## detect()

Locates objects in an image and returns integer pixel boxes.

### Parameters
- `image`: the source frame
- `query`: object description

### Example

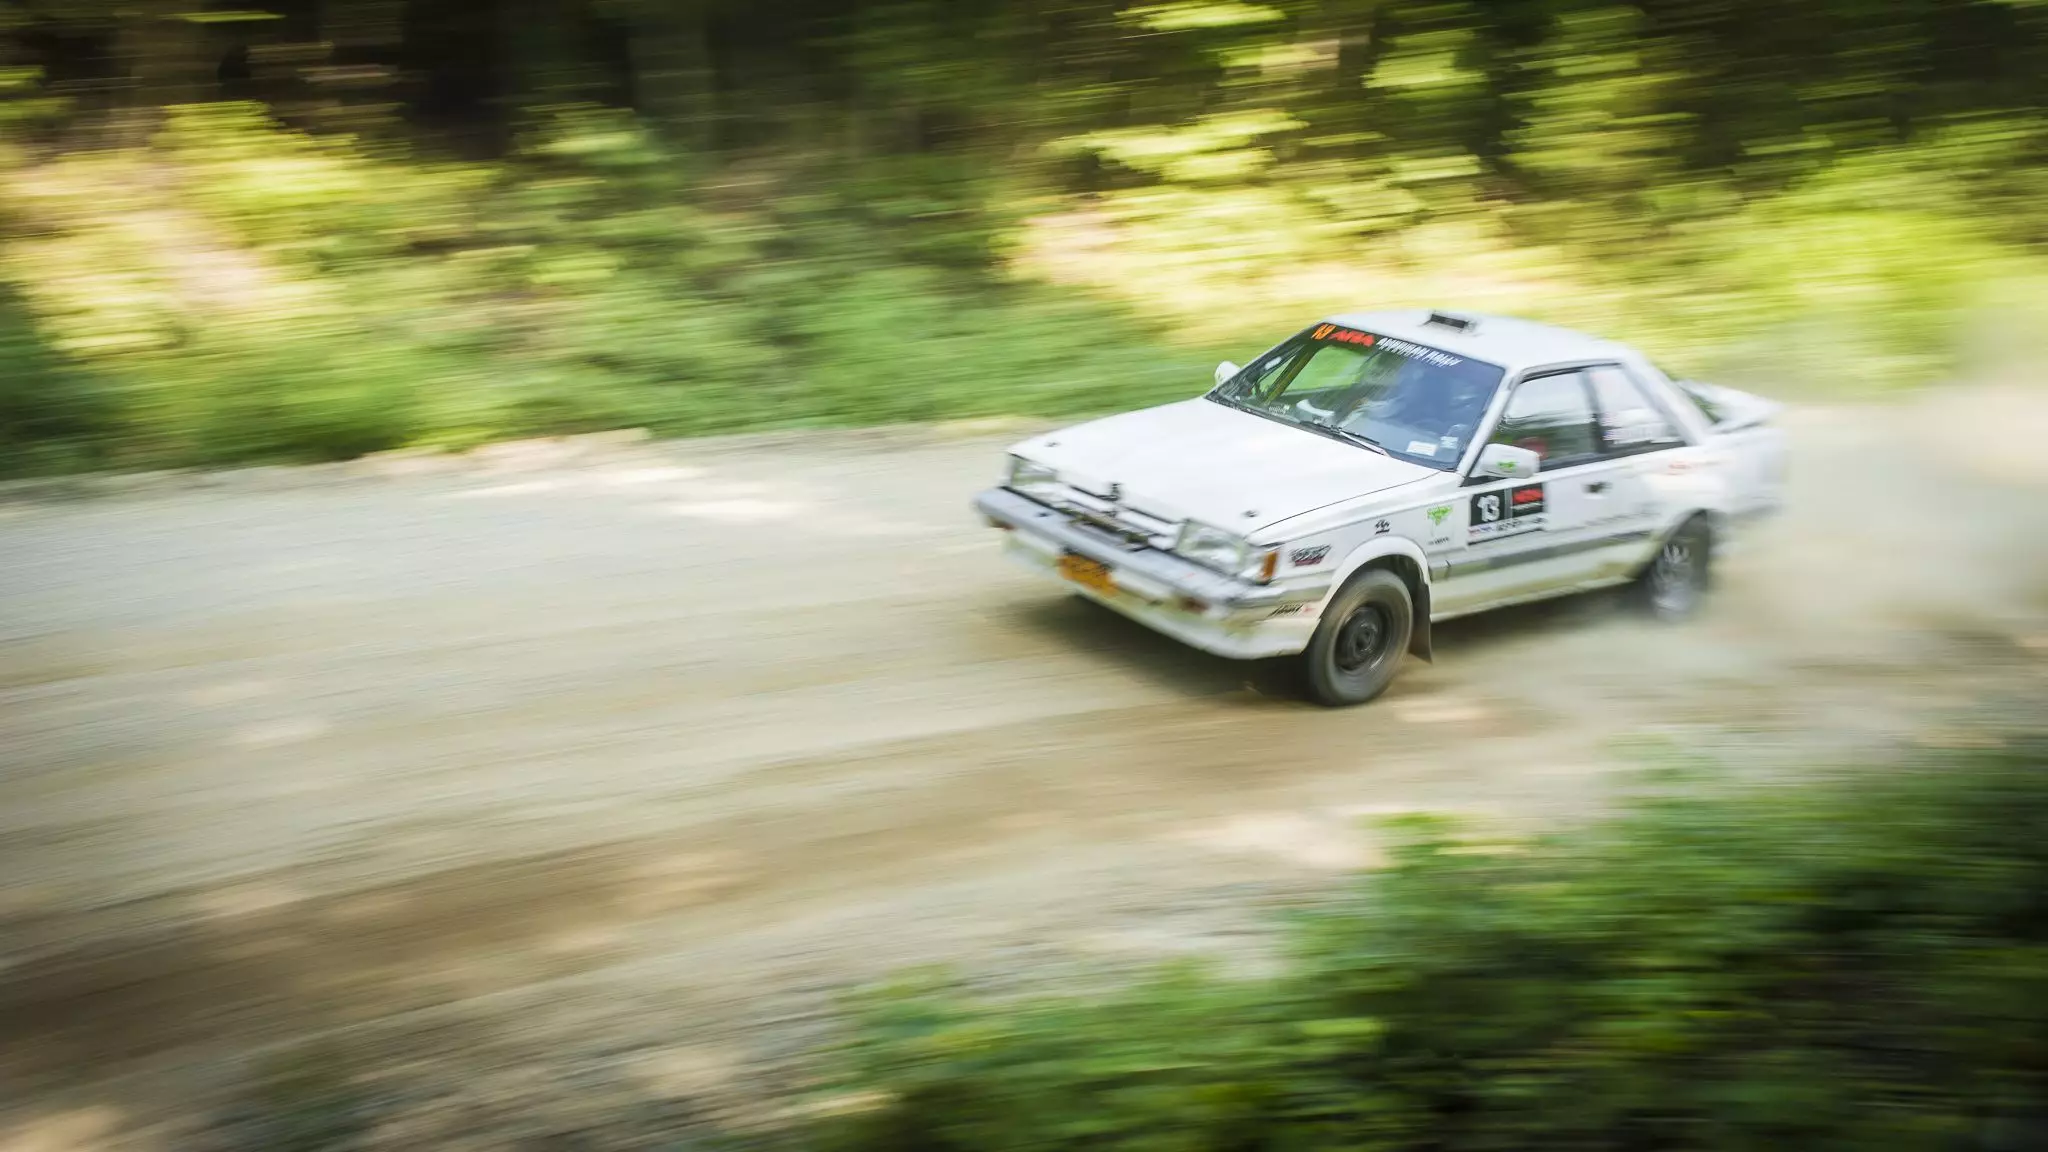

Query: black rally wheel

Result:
[1301,568,1414,707]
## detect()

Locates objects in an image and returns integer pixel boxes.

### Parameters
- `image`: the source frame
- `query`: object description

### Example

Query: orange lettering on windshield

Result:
[1314,325,1377,348]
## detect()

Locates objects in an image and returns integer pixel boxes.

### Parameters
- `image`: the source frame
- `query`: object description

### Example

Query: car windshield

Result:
[1210,324,1506,469]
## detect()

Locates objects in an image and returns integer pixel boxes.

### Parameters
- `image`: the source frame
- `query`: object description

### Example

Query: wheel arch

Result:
[1319,537,1434,663]
[1633,505,1720,581]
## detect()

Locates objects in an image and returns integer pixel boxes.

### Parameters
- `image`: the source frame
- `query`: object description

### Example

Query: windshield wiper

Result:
[1212,395,1392,456]
[1314,423,1391,456]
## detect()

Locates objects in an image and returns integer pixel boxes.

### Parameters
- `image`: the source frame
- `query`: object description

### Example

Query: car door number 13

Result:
[1470,483,1546,540]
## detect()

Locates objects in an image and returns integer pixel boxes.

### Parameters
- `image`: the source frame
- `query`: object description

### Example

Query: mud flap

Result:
[1408,584,1434,663]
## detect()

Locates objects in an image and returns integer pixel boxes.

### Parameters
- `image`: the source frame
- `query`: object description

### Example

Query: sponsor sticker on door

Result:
[1469,483,1545,540]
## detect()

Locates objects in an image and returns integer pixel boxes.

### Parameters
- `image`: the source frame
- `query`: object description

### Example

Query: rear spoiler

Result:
[1676,380,1780,434]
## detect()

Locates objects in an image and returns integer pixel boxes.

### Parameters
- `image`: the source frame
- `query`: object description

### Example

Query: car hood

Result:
[1011,398,1437,533]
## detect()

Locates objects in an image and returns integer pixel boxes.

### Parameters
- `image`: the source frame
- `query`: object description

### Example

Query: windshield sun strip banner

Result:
[1309,324,1464,369]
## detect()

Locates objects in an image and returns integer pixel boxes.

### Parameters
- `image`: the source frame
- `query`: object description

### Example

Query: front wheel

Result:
[1300,568,1413,707]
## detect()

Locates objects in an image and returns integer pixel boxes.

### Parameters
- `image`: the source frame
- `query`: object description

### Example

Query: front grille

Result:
[1044,483,1178,550]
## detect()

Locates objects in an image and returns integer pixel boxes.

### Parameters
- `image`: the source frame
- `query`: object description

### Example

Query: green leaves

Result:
[1123,2,1288,33]
[825,737,2048,1152]
[1053,110,1306,183]
[3,0,2044,469]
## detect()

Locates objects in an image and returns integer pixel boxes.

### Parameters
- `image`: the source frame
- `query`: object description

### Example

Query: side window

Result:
[1587,366,1686,456]
[1677,382,1725,426]
[1650,362,1724,425]
[1489,371,1599,470]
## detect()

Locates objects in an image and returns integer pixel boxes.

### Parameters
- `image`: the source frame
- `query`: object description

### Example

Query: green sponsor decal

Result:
[1426,504,1452,527]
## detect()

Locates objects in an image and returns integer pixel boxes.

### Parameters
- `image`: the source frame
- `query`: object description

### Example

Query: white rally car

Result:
[974,309,1786,706]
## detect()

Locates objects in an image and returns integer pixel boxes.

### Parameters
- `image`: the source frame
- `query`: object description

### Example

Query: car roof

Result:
[1320,309,1634,373]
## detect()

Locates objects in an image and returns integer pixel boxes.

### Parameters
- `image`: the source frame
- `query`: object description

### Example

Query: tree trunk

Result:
[113,0,208,143]
[626,2,715,152]
[498,0,592,108]
[142,12,205,105]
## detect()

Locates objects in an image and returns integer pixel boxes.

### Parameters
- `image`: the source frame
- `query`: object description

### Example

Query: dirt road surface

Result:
[4,389,2046,1148]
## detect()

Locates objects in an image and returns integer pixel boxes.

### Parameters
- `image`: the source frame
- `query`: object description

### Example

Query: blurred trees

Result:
[4,0,2039,195]
[0,0,2042,472]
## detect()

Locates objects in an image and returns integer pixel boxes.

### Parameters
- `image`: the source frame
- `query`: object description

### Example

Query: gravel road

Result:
[3,390,2045,1148]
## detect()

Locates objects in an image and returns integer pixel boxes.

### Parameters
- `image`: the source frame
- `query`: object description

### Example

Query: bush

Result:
[1,98,2041,473]
[0,105,1214,470]
[0,279,107,476]
[824,737,2048,1152]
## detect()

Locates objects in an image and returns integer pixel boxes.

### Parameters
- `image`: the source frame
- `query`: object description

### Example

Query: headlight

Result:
[1174,521,1278,583]
[1004,455,1062,498]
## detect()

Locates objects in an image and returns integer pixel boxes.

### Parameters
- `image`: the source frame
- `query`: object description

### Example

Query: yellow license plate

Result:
[1056,552,1117,595]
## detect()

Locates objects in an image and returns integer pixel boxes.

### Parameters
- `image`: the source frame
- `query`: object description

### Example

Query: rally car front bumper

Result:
[973,488,1327,660]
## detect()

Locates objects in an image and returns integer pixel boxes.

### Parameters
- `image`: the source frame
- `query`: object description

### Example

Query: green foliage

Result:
[823,738,2048,1151]
[0,0,2043,470]
[1505,6,1690,208]
[0,104,1213,469]
[0,279,106,476]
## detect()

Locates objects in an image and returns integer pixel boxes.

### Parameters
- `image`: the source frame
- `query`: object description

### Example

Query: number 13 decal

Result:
[1469,483,1546,540]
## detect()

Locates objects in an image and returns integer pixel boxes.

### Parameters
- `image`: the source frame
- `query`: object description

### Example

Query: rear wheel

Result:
[1300,568,1413,707]
[1636,515,1712,620]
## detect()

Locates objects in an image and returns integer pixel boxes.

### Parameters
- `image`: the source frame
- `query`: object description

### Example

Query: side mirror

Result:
[1214,361,1240,387]
[1474,443,1542,480]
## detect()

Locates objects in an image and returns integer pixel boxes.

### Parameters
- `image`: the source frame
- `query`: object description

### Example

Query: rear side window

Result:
[1655,363,1724,425]
[1489,372,1600,470]
[1680,383,1726,425]
[1587,366,1686,455]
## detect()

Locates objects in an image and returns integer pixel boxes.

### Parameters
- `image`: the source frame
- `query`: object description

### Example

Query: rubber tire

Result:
[1634,515,1713,622]
[1300,568,1414,707]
